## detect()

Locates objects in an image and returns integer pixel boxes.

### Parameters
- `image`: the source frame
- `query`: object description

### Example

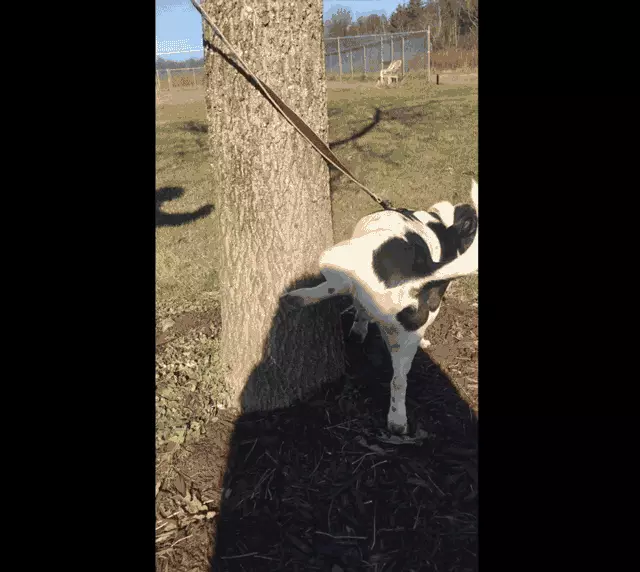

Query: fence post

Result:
[167,68,172,91]
[349,49,353,79]
[380,34,383,77]
[424,31,428,72]
[363,45,367,79]
[337,38,342,81]
[402,37,405,78]
[391,37,394,61]
[156,69,160,92]
[427,26,431,83]
[192,68,196,88]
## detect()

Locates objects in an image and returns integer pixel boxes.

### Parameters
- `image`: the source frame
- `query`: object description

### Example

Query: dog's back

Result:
[319,197,477,329]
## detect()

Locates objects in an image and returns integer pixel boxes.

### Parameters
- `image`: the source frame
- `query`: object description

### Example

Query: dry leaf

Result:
[174,473,187,496]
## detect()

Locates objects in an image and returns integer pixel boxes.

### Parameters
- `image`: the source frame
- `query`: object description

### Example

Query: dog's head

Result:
[424,179,479,283]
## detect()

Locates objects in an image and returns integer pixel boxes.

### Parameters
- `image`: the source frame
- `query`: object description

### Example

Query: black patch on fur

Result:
[396,305,422,331]
[425,281,451,312]
[396,280,449,331]
[429,211,443,224]
[372,231,436,288]
[328,287,335,294]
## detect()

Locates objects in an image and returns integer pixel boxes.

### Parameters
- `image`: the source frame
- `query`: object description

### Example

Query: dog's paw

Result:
[387,419,409,436]
[387,410,409,435]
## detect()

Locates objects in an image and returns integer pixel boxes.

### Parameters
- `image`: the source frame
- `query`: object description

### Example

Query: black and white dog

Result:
[282,180,478,435]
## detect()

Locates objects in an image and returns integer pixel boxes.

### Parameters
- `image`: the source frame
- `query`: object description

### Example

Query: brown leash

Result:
[190,0,394,211]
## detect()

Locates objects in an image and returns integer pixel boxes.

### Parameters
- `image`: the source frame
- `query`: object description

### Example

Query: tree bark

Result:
[202,0,345,413]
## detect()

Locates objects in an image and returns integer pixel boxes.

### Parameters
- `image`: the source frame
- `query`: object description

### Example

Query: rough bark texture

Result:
[203,0,345,412]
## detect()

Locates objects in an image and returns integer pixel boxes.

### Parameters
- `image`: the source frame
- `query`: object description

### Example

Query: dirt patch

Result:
[424,298,478,410]
[156,410,236,567]
[156,297,229,462]
[157,309,220,347]
[156,298,478,571]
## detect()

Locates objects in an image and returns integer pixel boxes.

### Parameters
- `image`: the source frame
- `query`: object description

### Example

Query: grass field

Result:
[156,75,478,312]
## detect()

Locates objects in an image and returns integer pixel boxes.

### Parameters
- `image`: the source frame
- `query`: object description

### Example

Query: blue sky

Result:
[156,0,404,60]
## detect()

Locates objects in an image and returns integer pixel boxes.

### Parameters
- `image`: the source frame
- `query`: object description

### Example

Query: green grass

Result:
[156,76,478,310]
[156,99,220,307]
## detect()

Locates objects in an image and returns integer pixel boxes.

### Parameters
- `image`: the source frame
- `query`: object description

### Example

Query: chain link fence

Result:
[156,67,204,91]
[156,27,477,95]
[324,29,432,82]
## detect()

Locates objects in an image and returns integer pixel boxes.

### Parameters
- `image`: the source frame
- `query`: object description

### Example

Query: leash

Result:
[189,0,394,211]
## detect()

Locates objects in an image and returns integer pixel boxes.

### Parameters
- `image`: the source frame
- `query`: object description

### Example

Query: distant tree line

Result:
[324,0,478,49]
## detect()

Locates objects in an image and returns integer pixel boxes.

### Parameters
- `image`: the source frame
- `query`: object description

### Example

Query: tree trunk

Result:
[202,0,345,413]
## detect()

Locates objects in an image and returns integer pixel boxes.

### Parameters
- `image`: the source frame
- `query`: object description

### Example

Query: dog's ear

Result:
[458,215,477,238]
[453,204,477,236]
[452,203,478,254]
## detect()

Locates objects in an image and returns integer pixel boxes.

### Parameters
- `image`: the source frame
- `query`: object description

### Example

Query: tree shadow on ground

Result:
[327,103,437,195]
[183,120,208,134]
[328,108,383,150]
[156,187,214,228]
[210,278,478,571]
[328,102,437,151]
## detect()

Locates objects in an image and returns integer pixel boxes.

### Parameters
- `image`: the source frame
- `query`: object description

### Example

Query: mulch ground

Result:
[156,298,478,572]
